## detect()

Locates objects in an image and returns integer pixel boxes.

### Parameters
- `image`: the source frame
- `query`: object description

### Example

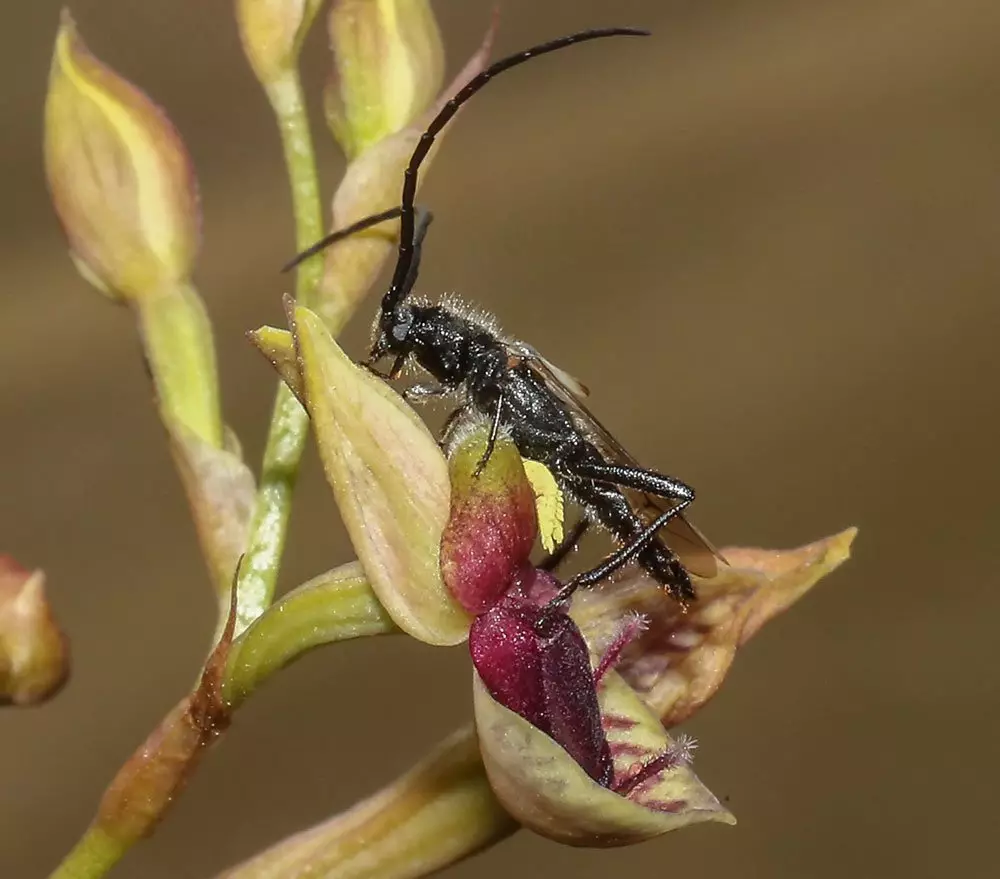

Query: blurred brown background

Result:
[3,0,998,876]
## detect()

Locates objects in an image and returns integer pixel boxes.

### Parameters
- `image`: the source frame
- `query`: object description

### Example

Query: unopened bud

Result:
[0,557,69,706]
[237,0,324,87]
[326,0,445,158]
[44,11,199,302]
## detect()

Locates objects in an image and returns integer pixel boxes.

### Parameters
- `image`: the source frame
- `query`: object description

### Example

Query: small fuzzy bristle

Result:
[613,734,697,797]
[593,611,649,684]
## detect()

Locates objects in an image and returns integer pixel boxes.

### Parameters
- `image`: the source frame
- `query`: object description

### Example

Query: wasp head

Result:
[370,301,415,364]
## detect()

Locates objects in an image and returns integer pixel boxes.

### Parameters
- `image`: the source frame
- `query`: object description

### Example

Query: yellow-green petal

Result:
[293,305,470,645]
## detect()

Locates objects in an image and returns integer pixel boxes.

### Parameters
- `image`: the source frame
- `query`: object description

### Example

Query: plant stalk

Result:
[236,69,324,633]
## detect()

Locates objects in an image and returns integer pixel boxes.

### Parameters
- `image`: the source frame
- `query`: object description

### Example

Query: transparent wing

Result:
[518,347,724,579]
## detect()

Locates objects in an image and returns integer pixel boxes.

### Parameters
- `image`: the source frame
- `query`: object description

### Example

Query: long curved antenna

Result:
[383,26,650,313]
[281,206,404,273]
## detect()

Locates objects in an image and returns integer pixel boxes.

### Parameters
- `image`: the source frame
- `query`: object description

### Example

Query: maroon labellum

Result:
[470,568,690,796]
[470,570,614,787]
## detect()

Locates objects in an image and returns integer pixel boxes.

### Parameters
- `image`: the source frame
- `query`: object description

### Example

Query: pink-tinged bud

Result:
[572,528,858,728]
[44,12,199,302]
[290,304,470,645]
[0,557,69,706]
[236,0,324,87]
[326,0,445,159]
[440,427,538,614]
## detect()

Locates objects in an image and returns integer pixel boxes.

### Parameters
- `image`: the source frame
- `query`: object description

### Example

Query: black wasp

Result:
[288,28,724,604]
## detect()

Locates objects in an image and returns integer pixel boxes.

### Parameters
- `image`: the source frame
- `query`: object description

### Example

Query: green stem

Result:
[48,829,125,879]
[236,69,324,634]
[222,563,397,708]
[139,281,224,450]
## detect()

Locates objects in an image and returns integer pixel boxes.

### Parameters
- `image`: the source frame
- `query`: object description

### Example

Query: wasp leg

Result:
[563,459,694,505]
[539,518,591,572]
[553,462,696,605]
[550,501,690,606]
[361,353,408,381]
[473,391,505,478]
[404,382,450,402]
[440,406,467,445]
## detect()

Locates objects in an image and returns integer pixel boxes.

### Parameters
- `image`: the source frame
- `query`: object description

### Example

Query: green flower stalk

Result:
[221,562,397,708]
[45,11,219,449]
[236,0,325,89]
[51,594,237,879]
[44,3,491,874]
[235,0,328,627]
[49,562,397,879]
[44,12,254,610]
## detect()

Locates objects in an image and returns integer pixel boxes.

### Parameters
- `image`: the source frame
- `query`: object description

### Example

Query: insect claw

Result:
[472,452,489,480]
[359,359,389,380]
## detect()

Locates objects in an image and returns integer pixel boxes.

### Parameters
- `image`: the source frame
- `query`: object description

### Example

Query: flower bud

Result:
[0,557,69,706]
[326,0,445,159]
[290,304,470,645]
[440,426,538,614]
[236,0,324,87]
[44,11,199,302]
